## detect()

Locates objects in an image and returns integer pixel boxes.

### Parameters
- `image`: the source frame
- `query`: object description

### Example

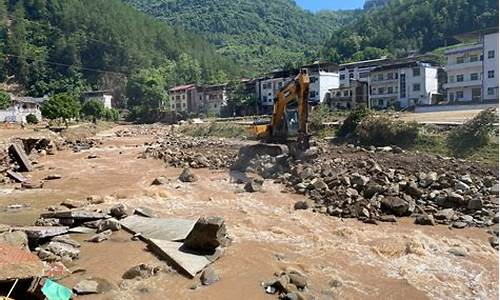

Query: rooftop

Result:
[169,84,196,92]
[340,57,390,69]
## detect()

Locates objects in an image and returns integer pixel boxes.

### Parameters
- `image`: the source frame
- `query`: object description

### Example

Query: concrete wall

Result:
[415,103,498,113]
[0,107,42,123]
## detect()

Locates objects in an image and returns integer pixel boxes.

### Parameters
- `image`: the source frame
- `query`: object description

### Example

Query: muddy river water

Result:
[0,126,497,300]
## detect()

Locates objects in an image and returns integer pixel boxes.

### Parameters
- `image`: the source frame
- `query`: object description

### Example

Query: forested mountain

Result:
[122,0,360,74]
[0,0,239,97]
[322,0,499,63]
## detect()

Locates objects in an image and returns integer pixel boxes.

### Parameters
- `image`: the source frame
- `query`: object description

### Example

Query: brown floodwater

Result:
[0,125,497,300]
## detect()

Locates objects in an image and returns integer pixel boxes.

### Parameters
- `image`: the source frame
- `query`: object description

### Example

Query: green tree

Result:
[176,53,202,84]
[227,79,258,115]
[0,0,7,80]
[126,67,169,114]
[0,90,10,109]
[41,93,81,122]
[81,98,105,120]
[8,2,29,84]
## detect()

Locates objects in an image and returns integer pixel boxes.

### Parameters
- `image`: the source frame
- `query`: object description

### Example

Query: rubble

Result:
[110,203,128,219]
[183,216,229,252]
[179,167,197,183]
[73,279,99,295]
[122,263,165,280]
[200,266,220,285]
[8,143,33,172]
[86,230,113,243]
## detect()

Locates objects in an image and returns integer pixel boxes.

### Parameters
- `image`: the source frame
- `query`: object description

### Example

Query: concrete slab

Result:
[12,226,69,240]
[147,239,211,278]
[8,143,33,172]
[6,170,28,183]
[40,210,106,220]
[0,243,44,280]
[120,215,198,241]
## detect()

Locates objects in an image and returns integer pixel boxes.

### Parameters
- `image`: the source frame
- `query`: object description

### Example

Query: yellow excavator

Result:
[233,69,311,169]
[252,68,311,150]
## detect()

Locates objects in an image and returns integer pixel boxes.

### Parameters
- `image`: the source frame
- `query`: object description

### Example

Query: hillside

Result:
[0,0,239,97]
[122,0,360,75]
[322,0,499,63]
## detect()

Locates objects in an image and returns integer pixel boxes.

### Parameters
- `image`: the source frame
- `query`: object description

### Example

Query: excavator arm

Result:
[253,69,310,150]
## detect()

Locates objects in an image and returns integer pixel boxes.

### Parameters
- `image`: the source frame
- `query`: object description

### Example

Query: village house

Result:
[201,84,228,116]
[443,28,499,103]
[0,94,47,123]
[81,90,113,109]
[256,70,296,114]
[368,59,439,109]
[302,61,339,104]
[169,84,197,113]
[325,79,369,110]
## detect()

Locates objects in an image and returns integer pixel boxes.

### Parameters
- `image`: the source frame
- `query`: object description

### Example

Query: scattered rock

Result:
[294,201,309,210]
[122,263,163,280]
[73,279,99,295]
[110,204,128,219]
[379,215,397,223]
[245,177,264,193]
[44,174,62,180]
[61,199,87,209]
[415,214,435,226]
[467,199,483,210]
[134,207,158,218]
[86,230,112,243]
[97,218,121,232]
[179,168,197,183]
[381,197,409,217]
[448,247,468,257]
[151,176,167,185]
[0,231,28,248]
[200,267,220,285]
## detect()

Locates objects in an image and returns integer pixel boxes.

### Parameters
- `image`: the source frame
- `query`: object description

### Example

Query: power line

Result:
[3,53,130,77]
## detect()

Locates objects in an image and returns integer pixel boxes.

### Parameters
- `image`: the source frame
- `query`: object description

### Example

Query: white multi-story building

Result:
[257,70,295,114]
[302,62,339,104]
[369,60,439,109]
[339,58,389,87]
[443,28,499,102]
[483,31,499,102]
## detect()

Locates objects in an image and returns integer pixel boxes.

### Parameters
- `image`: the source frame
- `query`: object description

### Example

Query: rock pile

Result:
[244,143,499,229]
[142,132,240,169]
[263,268,311,300]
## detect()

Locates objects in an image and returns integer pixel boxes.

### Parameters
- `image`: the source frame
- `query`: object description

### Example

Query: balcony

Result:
[370,92,398,99]
[370,78,398,85]
[443,79,482,89]
[445,60,482,71]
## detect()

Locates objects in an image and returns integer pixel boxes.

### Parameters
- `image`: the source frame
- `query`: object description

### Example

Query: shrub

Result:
[0,91,10,110]
[81,98,105,120]
[103,108,120,121]
[26,113,38,124]
[337,106,371,137]
[310,104,330,131]
[447,108,498,156]
[356,115,420,147]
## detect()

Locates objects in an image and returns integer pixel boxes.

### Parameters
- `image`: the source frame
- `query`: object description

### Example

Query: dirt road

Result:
[0,125,498,299]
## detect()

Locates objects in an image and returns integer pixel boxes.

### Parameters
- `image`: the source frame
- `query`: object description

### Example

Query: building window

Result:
[470,73,479,81]
[400,74,406,98]
[456,91,464,99]
[488,87,495,95]
[413,83,421,92]
[310,77,318,83]
[343,90,349,96]
[412,68,421,77]
[488,50,495,59]
[457,57,464,64]
[182,94,185,99]
[339,74,345,80]
[449,92,454,101]
[470,55,478,62]
[263,96,267,102]
[377,74,383,81]
[448,75,455,83]
[349,73,354,79]
[388,87,393,94]
[472,88,481,101]
[378,87,385,94]
[378,99,384,106]
[359,72,369,78]
[171,105,175,109]
[387,73,394,80]
[488,70,495,78]
[457,74,464,82]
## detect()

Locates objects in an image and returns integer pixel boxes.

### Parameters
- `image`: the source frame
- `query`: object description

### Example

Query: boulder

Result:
[183,216,227,252]
[420,172,437,188]
[351,173,369,187]
[179,168,197,183]
[434,209,455,221]
[467,199,483,211]
[97,219,121,233]
[380,197,410,217]
[379,215,397,223]
[44,241,80,259]
[86,230,112,243]
[455,181,470,192]
[405,182,423,198]
[294,201,309,210]
[151,176,167,185]
[415,214,435,226]
[363,181,385,198]
[110,204,128,219]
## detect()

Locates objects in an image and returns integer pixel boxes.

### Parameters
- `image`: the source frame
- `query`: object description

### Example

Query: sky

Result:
[295,0,365,11]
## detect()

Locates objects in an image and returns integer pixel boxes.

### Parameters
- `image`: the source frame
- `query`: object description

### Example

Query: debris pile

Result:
[241,143,499,229]
[263,268,311,300]
[142,132,240,169]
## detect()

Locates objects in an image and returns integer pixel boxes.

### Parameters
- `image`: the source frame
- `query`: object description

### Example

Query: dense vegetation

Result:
[322,0,499,62]
[122,0,360,74]
[0,0,239,100]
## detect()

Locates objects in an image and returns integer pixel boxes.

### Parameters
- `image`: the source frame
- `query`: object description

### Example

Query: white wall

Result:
[103,95,113,109]
[0,106,42,123]
[318,71,339,103]
[483,32,499,101]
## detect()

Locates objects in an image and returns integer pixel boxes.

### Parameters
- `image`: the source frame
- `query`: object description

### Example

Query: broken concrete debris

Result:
[97,218,121,232]
[86,230,113,243]
[120,215,198,241]
[73,279,99,295]
[110,203,128,219]
[263,268,311,299]
[122,263,166,280]
[183,216,229,252]
[6,170,28,183]
[8,143,33,172]
[200,266,220,285]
